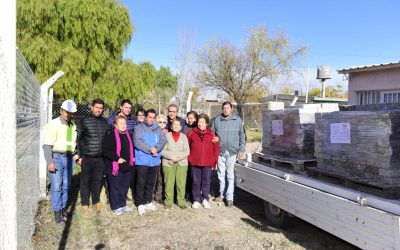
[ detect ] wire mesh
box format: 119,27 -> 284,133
52,102 -> 113,122
15,48 -> 42,249
52,101 -> 262,130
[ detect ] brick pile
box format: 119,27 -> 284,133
314,110 -> 400,186
262,103 -> 338,159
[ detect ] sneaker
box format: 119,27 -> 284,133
202,199 -> 211,209
145,202 -> 158,211
112,209 -> 124,216
226,200 -> 234,207
214,196 -> 224,202
178,204 -> 187,210
122,206 -> 133,212
138,205 -> 146,216
54,211 -> 65,224
192,201 -> 201,209
81,205 -> 89,213
164,204 -> 172,210
93,203 -> 102,212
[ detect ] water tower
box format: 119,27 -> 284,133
316,65 -> 331,98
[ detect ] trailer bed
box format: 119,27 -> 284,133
235,160 -> 400,250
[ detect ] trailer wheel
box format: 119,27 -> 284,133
263,201 -> 295,229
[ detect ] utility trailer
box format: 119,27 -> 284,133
235,156 -> 400,250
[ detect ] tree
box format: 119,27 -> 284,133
308,87 -> 321,97
92,61 -> 177,109
175,28 -> 197,114
94,59 -> 142,108
280,86 -> 295,95
196,25 -> 306,116
308,84 -> 346,98
154,66 -> 178,113
17,0 -> 133,101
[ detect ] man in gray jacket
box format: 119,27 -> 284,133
211,101 -> 246,207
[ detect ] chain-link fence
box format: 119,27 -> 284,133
51,101 -> 264,130
191,102 -> 264,129
15,48 -> 42,249
52,102 -> 113,122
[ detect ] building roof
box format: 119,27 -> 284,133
312,97 -> 348,103
338,61 -> 400,74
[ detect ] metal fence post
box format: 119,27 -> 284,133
48,88 -> 54,123
39,71 -> 64,196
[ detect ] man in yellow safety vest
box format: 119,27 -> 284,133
42,99 -> 77,224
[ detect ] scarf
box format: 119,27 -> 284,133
112,128 -> 134,176
172,131 -> 180,142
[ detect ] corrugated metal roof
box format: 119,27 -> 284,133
338,61 -> 400,74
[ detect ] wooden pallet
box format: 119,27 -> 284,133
252,152 -> 316,173
307,167 -> 400,199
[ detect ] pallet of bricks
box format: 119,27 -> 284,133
311,103 -> 400,199
256,102 -> 339,172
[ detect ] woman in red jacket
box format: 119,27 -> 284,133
187,113 -> 220,209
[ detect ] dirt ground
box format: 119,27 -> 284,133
32,170 -> 357,250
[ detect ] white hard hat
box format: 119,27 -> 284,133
61,99 -> 77,113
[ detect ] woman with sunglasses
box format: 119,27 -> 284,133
157,114 -> 169,135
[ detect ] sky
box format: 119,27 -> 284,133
121,0 -> 400,93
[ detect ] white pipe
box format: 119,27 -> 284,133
305,68 -> 310,103
39,70 -> 64,197
186,91 -> 193,113
47,88 -> 53,122
242,160 -> 400,215
42,70 -> 64,89
289,96 -> 298,106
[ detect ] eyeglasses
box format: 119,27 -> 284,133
158,121 -> 167,124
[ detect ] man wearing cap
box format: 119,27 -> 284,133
76,98 -> 110,212
42,99 -> 77,224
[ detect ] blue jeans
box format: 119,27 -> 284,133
217,151 -> 237,201
49,153 -> 73,212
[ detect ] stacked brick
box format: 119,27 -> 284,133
262,104 -> 338,159
314,110 -> 400,186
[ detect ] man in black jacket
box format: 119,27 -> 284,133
76,98 -> 110,212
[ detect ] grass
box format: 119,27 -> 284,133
246,128 -> 262,142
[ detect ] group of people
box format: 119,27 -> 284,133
43,98 -> 246,224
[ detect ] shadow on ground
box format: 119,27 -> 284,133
58,171 -> 81,250
224,169 -> 358,250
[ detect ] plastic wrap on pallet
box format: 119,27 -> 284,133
262,104 -> 339,159
340,103 -> 400,112
314,110 -> 400,186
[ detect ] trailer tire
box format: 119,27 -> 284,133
263,201 -> 295,229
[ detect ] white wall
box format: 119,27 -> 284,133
0,0 -> 17,249
348,67 -> 400,105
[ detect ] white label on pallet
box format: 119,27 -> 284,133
272,120 -> 283,135
330,123 -> 351,144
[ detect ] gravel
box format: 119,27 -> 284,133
32,170 -> 357,250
